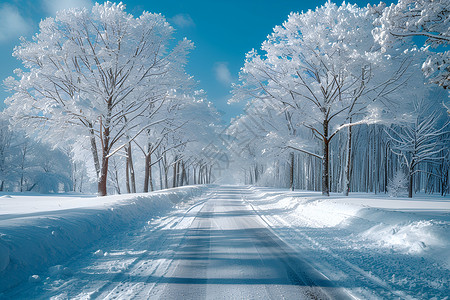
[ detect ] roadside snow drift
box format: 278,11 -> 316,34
246,187 -> 450,299
248,188 -> 450,260
0,186 -> 208,293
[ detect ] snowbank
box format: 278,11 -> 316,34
0,186 -> 208,293
247,187 -> 450,299
249,188 -> 450,262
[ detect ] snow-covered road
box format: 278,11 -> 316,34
150,186 -> 349,299
4,186 -> 350,299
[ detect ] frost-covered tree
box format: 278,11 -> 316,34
105,90 -> 221,193
171,93 -> 222,187
0,115 -> 72,193
0,118 -> 12,191
233,2 -> 418,196
226,105 -> 268,185
374,0 -> 449,89
227,96 -> 312,190
4,2 -> 193,195
388,170 -> 408,197
387,100 -> 449,197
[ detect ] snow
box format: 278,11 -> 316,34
335,195 -> 450,215
246,187 -> 450,299
0,186 -> 209,293
0,185 -> 449,299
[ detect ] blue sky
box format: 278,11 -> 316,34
0,0 -> 395,122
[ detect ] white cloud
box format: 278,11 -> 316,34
214,62 -> 233,86
0,4 -> 32,42
42,0 -> 93,15
171,13 -> 195,28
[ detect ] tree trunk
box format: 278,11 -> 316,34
322,120 -> 330,196
149,155 -> 154,192
98,154 -> 109,196
181,161 -> 187,186
164,165 -> 169,189
158,158 -> 163,190
162,153 -> 169,189
143,144 -> 154,192
372,127 -> 376,193
125,145 -> 131,193
344,124 -> 352,196
98,109 -> 111,196
143,152 -> 151,193
408,170 -> 413,198
89,124 -> 100,179
384,141 -> 389,193
290,152 -> 294,191
19,145 -> 27,192
172,155 -> 178,188
186,166 -> 190,185
72,162 -> 77,192
113,161 -> 121,194
127,143 -> 136,193
193,166 -> 197,184
177,161 -> 181,186
208,165 -> 213,183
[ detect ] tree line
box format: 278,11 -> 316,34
1,0 -> 448,197
3,3 -> 220,195
228,1 -> 449,197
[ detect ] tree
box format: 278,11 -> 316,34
98,89 -> 221,193
161,92 -> 222,188
5,2 -> 193,195
0,117 -> 12,191
233,2 -> 415,195
388,170 -> 408,197
386,100 -> 449,197
374,0 -> 449,89
0,114 -> 72,193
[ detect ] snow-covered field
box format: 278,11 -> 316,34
0,186 -> 209,294
246,187 -> 450,299
0,185 -> 449,299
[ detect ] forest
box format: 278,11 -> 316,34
0,0 -> 448,198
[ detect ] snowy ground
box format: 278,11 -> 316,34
0,185 -> 449,299
0,186 -> 209,295
245,187 -> 450,299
